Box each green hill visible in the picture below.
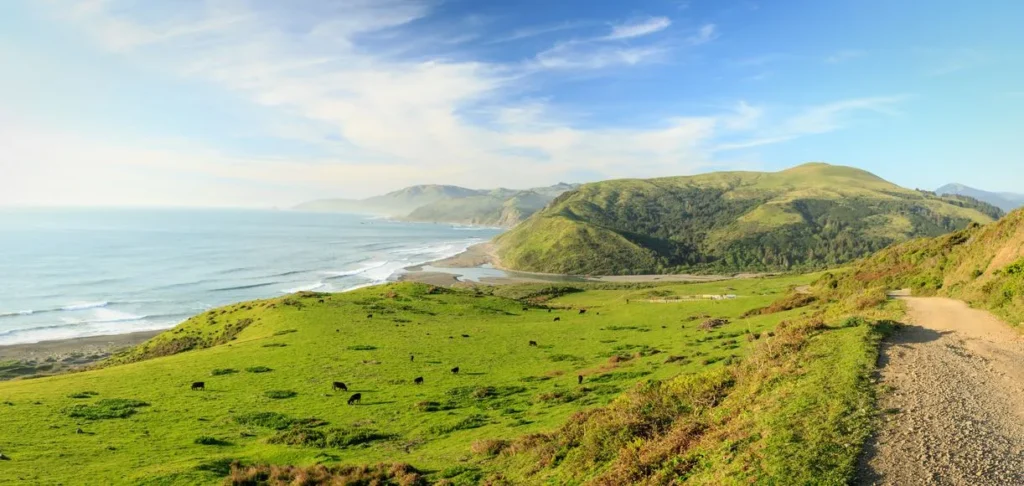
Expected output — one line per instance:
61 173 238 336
0 275 895 484
295 183 578 227
494 163 1002 275
820 208 1024 325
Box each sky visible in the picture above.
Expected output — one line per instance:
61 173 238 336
1 0 1022 207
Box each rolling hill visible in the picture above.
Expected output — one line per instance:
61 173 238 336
494 163 1003 275
294 183 578 227
936 183 1024 212
821 207 1024 325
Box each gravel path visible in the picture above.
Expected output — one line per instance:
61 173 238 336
858 297 1024 485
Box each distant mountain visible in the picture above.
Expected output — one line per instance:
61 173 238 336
936 183 1024 212
494 163 1001 275
294 183 579 227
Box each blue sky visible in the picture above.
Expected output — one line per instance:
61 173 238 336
1 0 1022 207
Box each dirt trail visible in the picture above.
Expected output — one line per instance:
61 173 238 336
858 297 1024 485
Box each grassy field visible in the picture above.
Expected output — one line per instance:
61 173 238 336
0 273 899 484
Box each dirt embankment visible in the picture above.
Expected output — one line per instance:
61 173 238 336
858 297 1024 485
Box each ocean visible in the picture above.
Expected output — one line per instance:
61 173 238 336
0 209 502 345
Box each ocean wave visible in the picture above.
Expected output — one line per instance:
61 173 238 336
211 282 278 292
322 261 389 279
60 308 148 325
0 317 183 345
280 281 326 294
60 301 110 311
0 310 34 318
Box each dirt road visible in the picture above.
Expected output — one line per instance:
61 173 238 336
858 297 1024 485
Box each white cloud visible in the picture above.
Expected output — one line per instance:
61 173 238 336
605 16 672 40
4 1 904 207
687 24 717 45
825 49 866 64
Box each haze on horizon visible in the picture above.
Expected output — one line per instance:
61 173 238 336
2 0 1022 208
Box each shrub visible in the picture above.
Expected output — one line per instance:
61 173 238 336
268 427 394 448
264 390 297 400
245 366 272 373
273 329 298 336
67 391 99 399
842 316 868 328
234 412 297 430
227 462 426 485
262 343 287 348
211 368 237 376
430 415 490 434
65 398 149 420
548 354 583 362
471 439 509 456
347 345 377 351
194 436 232 446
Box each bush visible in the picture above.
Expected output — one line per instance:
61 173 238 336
264 390 297 400
471 439 509 457
211 368 237 376
347 345 377 351
67 391 99 399
234 412 297 430
227 462 426 485
245 366 272 373
842 316 868 328
268 427 394 448
65 398 149 420
194 436 232 446
430 415 490 435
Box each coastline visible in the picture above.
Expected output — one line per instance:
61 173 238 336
0 330 161 380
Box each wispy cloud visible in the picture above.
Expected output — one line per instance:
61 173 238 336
491 21 592 43
686 24 718 45
825 49 866 64
5 1 904 206
926 48 989 76
605 16 672 40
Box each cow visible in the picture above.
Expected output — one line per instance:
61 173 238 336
461 334 470 338
347 393 362 405
367 314 373 319
451 367 460 374
191 381 205 391
553 317 561 322
529 340 538 347
579 309 587 315
547 308 552 313
333 382 348 392
522 307 529 311
414 377 424 385
578 375 584 385
410 354 415 362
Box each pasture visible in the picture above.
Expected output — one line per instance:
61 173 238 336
0 275 816 484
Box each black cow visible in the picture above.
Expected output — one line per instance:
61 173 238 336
347 393 362 405
579 309 587 315
451 367 460 374
414 377 424 385
578 375 584 385
522 307 529 311
367 314 373 319
529 340 538 347
553 317 561 322
191 381 205 391
333 382 348 392
410 354 415 362
547 308 552 313
461 334 470 338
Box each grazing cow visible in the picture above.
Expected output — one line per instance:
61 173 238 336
553 317 561 322
333 382 348 392
367 314 373 319
451 367 460 374
410 354 415 362
191 381 205 391
529 340 538 347
461 334 470 338
522 307 529 311
318 299 324 303
449 336 454 339
578 375 584 385
579 309 587 315
347 393 362 405
414 377 424 385
547 309 552 313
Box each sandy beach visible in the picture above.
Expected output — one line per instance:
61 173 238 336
0 330 161 380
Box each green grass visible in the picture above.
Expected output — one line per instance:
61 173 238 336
0 276 823 484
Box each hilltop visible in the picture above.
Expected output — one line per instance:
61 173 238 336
495 163 1002 275
936 183 1024 212
294 183 578 227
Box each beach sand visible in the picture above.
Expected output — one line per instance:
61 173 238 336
0 330 161 380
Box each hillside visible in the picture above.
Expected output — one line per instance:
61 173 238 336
294 183 578 227
936 183 1024 212
820 208 1024 324
495 163 1001 275
0 276 901 484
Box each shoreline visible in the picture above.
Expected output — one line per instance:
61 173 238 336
0 330 162 380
